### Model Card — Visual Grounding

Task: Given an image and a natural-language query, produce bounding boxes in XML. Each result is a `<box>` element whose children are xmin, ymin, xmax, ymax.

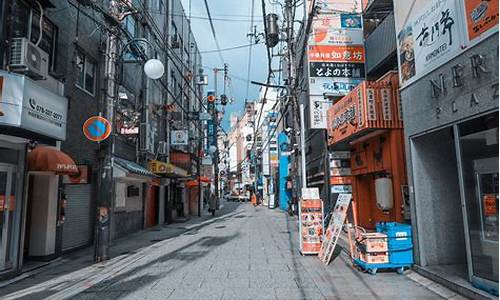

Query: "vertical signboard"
<box><xmin>206</xmin><ymin>91</ymin><xmax>216</xmax><ymax>151</ymax></box>
<box><xmin>299</xmin><ymin>190</ymin><xmax>324</xmax><ymax>254</ymax></box>
<box><xmin>307</xmin><ymin>4</ymin><xmax>365</xmax><ymax>129</ymax></box>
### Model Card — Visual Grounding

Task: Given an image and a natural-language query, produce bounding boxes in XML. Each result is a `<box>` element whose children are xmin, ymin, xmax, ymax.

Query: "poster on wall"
<box><xmin>395</xmin><ymin>0</ymin><xmax>463</xmax><ymax>87</ymax></box>
<box><xmin>463</xmin><ymin>0</ymin><xmax>499</xmax><ymax>42</ymax></box>
<box><xmin>310</xmin><ymin>96</ymin><xmax>332</xmax><ymax>129</ymax></box>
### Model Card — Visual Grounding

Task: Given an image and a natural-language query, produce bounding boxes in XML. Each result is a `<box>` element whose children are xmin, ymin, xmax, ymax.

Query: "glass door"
<box><xmin>457</xmin><ymin>113</ymin><xmax>499</xmax><ymax>295</ymax></box>
<box><xmin>0</xmin><ymin>163</ymin><xmax>16</xmax><ymax>271</ymax></box>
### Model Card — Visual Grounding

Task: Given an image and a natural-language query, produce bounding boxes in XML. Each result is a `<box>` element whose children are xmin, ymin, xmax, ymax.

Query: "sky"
<box><xmin>180</xmin><ymin>0</ymin><xmax>284</xmax><ymax>130</ymax></box>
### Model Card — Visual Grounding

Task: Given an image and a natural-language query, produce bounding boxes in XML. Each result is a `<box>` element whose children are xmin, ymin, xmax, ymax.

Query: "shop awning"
<box><xmin>114</xmin><ymin>157</ymin><xmax>157</xmax><ymax>178</ymax></box>
<box><xmin>185</xmin><ymin>176</ymin><xmax>212</xmax><ymax>188</ymax></box>
<box><xmin>27</xmin><ymin>146</ymin><xmax>79</xmax><ymax>175</ymax></box>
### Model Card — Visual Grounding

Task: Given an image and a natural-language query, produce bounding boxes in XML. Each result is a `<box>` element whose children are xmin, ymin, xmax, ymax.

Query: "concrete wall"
<box><xmin>29</xmin><ymin>174</ymin><xmax>58</xmax><ymax>257</ymax></box>
<box><xmin>401</xmin><ymin>34</ymin><xmax>499</xmax><ymax>138</ymax></box>
<box><xmin>410</xmin><ymin>128</ymin><xmax>466</xmax><ymax>266</ymax></box>
<box><xmin>402</xmin><ymin>33</ymin><xmax>498</xmax><ymax>268</ymax></box>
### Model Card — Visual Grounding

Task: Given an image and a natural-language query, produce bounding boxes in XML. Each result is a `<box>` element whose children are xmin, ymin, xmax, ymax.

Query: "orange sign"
<box><xmin>83</xmin><ymin>116</ymin><xmax>112</xmax><ymax>142</ymax></box>
<box><xmin>308</xmin><ymin>45</ymin><xmax>364</xmax><ymax>63</ymax></box>
<box><xmin>483</xmin><ymin>194</ymin><xmax>497</xmax><ymax>216</ymax></box>
<box><xmin>327</xmin><ymin>79</ymin><xmax>403</xmax><ymax>145</ymax></box>
<box><xmin>464</xmin><ymin>0</ymin><xmax>499</xmax><ymax>42</ymax></box>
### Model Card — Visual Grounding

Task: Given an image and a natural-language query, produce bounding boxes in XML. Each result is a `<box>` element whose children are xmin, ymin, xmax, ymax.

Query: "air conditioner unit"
<box><xmin>171</xmin><ymin>35</ymin><xmax>180</xmax><ymax>49</ymax></box>
<box><xmin>158</xmin><ymin>141</ymin><xmax>168</xmax><ymax>155</ymax></box>
<box><xmin>8</xmin><ymin>37</ymin><xmax>49</xmax><ymax>80</ymax></box>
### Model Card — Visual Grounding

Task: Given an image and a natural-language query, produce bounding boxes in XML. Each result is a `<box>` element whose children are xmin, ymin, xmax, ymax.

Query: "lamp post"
<box><xmin>95</xmin><ymin>28</ymin><xmax>164</xmax><ymax>262</ymax></box>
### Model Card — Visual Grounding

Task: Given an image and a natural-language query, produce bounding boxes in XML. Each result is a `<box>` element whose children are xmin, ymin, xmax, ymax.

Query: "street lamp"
<box><xmin>144</xmin><ymin>58</ymin><xmax>165</xmax><ymax>80</ymax></box>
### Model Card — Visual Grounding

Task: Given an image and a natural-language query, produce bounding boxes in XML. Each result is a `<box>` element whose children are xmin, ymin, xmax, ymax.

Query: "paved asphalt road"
<box><xmin>0</xmin><ymin>201</ymin><xmax>466</xmax><ymax>300</ymax></box>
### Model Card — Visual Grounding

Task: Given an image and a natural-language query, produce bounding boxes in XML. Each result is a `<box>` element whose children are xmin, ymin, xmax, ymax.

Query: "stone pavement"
<box><xmin>0</xmin><ymin>201</ymin><xmax>468</xmax><ymax>300</ymax></box>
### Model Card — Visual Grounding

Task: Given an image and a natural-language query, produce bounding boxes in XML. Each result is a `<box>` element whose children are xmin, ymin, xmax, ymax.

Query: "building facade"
<box><xmin>393</xmin><ymin>0</ymin><xmax>499</xmax><ymax>297</ymax></box>
<box><xmin>0</xmin><ymin>0</ymin><xmax>202</xmax><ymax>279</ymax></box>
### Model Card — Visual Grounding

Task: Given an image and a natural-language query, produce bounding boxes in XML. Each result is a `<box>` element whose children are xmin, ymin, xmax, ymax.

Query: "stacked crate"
<box><xmin>356</xmin><ymin>232</ymin><xmax>389</xmax><ymax>264</ymax></box>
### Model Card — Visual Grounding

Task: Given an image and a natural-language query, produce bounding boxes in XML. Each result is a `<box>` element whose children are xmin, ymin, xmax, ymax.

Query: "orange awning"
<box><xmin>28</xmin><ymin>147</ymin><xmax>79</xmax><ymax>175</ymax></box>
<box><xmin>186</xmin><ymin>176</ymin><xmax>212</xmax><ymax>188</ymax></box>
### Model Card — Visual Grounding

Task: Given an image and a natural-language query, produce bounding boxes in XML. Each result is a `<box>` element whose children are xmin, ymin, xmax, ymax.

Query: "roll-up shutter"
<box><xmin>62</xmin><ymin>184</ymin><xmax>93</xmax><ymax>251</ymax></box>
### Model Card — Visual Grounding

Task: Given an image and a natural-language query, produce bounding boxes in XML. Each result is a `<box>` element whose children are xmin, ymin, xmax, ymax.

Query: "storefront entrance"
<box><xmin>0</xmin><ymin>163</ymin><xmax>17</xmax><ymax>271</ymax></box>
<box><xmin>457</xmin><ymin>113</ymin><xmax>499</xmax><ymax>295</ymax></box>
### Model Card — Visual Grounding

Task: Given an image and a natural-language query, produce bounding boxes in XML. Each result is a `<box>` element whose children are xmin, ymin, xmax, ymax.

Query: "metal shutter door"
<box><xmin>62</xmin><ymin>184</ymin><xmax>93</xmax><ymax>251</ymax></box>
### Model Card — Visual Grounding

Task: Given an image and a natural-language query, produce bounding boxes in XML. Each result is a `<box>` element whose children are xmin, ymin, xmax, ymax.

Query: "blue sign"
<box><xmin>341</xmin><ymin>14</ymin><xmax>362</xmax><ymax>29</ymax></box>
<box><xmin>278</xmin><ymin>132</ymin><xmax>291</xmax><ymax>211</ymax></box>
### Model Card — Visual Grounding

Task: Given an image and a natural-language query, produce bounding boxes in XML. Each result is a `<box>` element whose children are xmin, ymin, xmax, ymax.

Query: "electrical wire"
<box><xmin>200</xmin><ymin>42</ymin><xmax>262</xmax><ymax>54</ymax></box>
<box><xmin>245</xmin><ymin>0</ymin><xmax>256</xmax><ymax>100</ymax></box>
<box><xmin>203</xmin><ymin>0</ymin><xmax>225</xmax><ymax>64</ymax></box>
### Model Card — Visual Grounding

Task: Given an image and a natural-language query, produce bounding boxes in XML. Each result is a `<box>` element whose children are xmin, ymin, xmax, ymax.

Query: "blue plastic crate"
<box><xmin>376</xmin><ymin>222</ymin><xmax>414</xmax><ymax>265</ymax></box>
<box><xmin>376</xmin><ymin>222</ymin><xmax>412</xmax><ymax>250</ymax></box>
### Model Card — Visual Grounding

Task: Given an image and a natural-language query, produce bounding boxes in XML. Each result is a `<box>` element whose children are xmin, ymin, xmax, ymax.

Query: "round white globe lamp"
<box><xmin>144</xmin><ymin>59</ymin><xmax>164</xmax><ymax>79</ymax></box>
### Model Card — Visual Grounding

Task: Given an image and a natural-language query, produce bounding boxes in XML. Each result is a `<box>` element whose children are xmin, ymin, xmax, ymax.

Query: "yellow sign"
<box><xmin>149</xmin><ymin>160</ymin><xmax>188</xmax><ymax>177</ymax></box>
<box><xmin>149</xmin><ymin>160</ymin><xmax>173</xmax><ymax>174</ymax></box>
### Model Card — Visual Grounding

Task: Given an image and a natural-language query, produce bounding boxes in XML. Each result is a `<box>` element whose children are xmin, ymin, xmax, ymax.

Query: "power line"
<box><xmin>245</xmin><ymin>0</ymin><xmax>256</xmax><ymax>100</ymax></box>
<box><xmin>203</xmin><ymin>0</ymin><xmax>225</xmax><ymax>64</ymax></box>
<box><xmin>200</xmin><ymin>42</ymin><xmax>262</xmax><ymax>54</ymax></box>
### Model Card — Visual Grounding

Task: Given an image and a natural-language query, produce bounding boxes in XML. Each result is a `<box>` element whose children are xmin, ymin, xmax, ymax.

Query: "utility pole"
<box><xmin>211</xmin><ymin>65</ymin><xmax>227</xmax><ymax>212</ymax></box>
<box><xmin>95</xmin><ymin>0</ymin><xmax>121</xmax><ymax>262</ymax></box>
<box><xmin>197</xmin><ymin>106</ymin><xmax>202</xmax><ymax>217</ymax></box>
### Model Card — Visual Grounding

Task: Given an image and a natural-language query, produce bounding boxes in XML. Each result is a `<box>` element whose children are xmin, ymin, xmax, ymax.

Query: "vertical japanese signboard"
<box><xmin>299</xmin><ymin>192</ymin><xmax>324</xmax><ymax>255</ymax></box>
<box><xmin>307</xmin><ymin>2</ymin><xmax>365</xmax><ymax>129</ymax></box>
<box><xmin>206</xmin><ymin>91</ymin><xmax>216</xmax><ymax>151</ymax></box>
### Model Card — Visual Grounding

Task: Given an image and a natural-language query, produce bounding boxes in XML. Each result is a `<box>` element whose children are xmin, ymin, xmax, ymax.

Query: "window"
<box><xmin>123</xmin><ymin>15</ymin><xmax>137</xmax><ymax>38</ymax></box>
<box><xmin>75</xmin><ymin>50</ymin><xmax>96</xmax><ymax>95</ymax></box>
<box><xmin>12</xmin><ymin>0</ymin><xmax>58</xmax><ymax>72</ymax></box>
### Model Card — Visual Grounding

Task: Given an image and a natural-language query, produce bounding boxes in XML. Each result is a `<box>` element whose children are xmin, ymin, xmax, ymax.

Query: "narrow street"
<box><xmin>0</xmin><ymin>201</ymin><xmax>462</xmax><ymax>300</ymax></box>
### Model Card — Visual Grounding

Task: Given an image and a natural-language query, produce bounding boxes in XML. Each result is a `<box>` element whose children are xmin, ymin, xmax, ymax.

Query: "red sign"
<box><xmin>83</xmin><ymin>116</ymin><xmax>112</xmax><ymax>142</ymax></box>
<box><xmin>308</xmin><ymin>45</ymin><xmax>364</xmax><ymax>63</ymax></box>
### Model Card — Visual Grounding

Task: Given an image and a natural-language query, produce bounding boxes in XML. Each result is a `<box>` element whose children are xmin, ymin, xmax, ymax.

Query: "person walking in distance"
<box><xmin>251</xmin><ymin>191</ymin><xmax>257</xmax><ymax>207</ymax></box>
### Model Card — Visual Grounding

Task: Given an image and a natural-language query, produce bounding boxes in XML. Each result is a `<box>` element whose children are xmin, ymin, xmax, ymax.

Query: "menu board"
<box><xmin>300</xmin><ymin>199</ymin><xmax>324</xmax><ymax>254</ymax></box>
<box><xmin>319</xmin><ymin>194</ymin><xmax>352</xmax><ymax>264</ymax></box>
